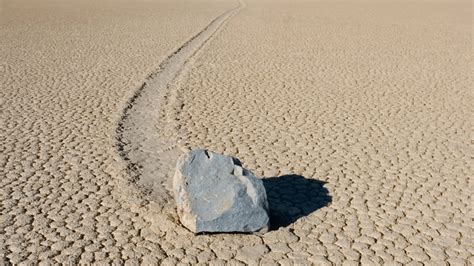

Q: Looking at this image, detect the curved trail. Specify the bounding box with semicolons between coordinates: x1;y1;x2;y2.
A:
116;1;245;206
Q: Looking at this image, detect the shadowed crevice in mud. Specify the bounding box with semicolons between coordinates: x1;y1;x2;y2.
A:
263;175;331;230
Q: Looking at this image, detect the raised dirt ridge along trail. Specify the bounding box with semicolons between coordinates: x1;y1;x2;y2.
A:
117;1;245;207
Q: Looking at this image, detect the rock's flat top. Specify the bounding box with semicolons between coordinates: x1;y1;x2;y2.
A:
173;149;269;233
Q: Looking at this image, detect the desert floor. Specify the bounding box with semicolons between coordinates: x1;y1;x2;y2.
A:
1;0;472;264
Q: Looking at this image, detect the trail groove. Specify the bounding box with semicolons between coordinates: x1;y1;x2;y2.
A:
116;0;244;206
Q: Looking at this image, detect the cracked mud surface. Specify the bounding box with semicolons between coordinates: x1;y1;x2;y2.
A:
171;0;472;264
0;0;236;264
1;0;473;264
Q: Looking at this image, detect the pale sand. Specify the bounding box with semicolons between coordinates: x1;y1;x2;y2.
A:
1;0;473;264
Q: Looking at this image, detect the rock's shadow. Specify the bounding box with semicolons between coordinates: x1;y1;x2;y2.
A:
263;175;331;230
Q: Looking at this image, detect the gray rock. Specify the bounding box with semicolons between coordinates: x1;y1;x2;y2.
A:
173;149;269;233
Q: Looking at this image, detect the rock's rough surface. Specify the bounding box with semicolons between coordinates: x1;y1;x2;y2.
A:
173;149;270;233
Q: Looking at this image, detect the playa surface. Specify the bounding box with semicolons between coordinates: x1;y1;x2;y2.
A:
1;0;472;264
